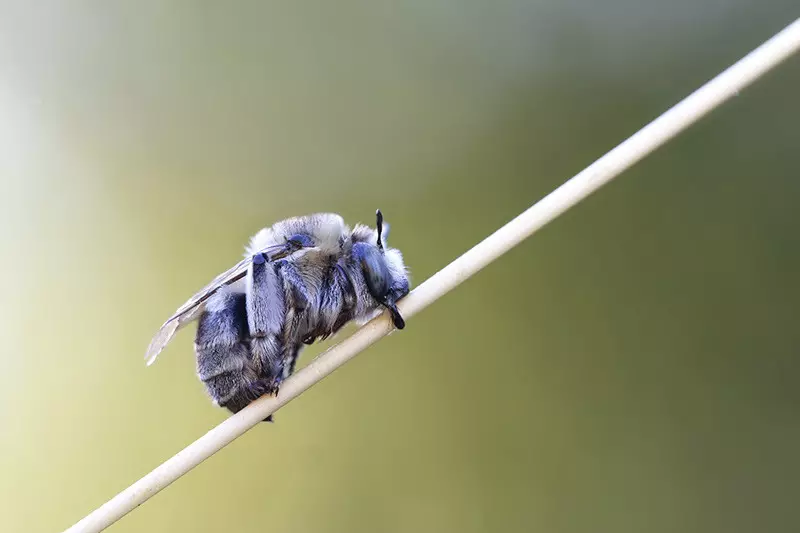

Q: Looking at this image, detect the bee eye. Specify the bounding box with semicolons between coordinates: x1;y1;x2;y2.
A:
359;245;390;301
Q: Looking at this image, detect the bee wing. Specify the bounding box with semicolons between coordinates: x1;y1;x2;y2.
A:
145;242;302;366
144;256;251;366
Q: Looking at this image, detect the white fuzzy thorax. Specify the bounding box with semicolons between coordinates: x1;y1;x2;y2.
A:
246;213;347;258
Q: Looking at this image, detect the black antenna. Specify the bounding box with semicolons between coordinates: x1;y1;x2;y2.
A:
387;303;405;329
375;209;384;251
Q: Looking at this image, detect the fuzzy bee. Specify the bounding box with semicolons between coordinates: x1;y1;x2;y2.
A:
145;210;410;420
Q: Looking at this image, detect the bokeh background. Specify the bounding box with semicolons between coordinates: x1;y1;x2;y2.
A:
2;2;799;532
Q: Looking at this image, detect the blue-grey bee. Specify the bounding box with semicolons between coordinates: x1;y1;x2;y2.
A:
145;210;410;420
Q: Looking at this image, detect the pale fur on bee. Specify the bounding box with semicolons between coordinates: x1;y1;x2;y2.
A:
147;211;409;421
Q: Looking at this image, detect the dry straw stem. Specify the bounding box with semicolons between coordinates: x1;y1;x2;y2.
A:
65;17;800;533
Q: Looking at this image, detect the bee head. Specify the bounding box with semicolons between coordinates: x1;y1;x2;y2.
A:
357;209;407;329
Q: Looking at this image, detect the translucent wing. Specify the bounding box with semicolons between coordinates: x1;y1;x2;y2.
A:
144;257;250;366
144;241;306;366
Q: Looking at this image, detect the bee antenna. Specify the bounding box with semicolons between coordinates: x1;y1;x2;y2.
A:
375;209;384;251
386;302;405;330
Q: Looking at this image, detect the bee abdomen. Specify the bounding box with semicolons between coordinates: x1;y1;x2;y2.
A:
196;290;272;413
211;373;274;413
196;334;259;403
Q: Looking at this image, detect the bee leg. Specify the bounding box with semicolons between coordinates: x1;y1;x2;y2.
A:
260;344;303;423
275;262;313;380
321;261;352;336
247;254;286;395
284;343;302;379
196;290;271;414
256;262;311;427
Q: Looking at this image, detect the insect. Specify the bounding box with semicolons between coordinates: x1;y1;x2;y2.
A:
145;210;410;420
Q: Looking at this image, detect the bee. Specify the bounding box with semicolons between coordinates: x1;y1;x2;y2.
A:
145;210;410;421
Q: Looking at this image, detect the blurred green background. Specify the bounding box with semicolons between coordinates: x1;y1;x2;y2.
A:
1;2;799;532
